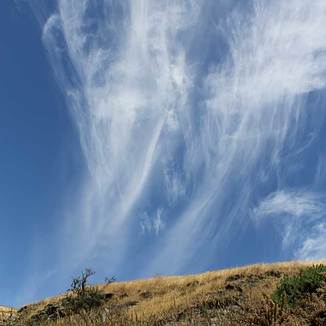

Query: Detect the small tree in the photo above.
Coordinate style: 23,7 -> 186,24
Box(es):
104,275 -> 116,286
63,268 -> 105,313
69,268 -> 95,295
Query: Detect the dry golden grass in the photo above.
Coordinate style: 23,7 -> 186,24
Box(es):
2,260 -> 326,325
101,261 -> 324,319
0,306 -> 16,325
0,307 -> 15,314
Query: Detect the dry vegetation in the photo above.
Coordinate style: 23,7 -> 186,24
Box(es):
1,261 -> 326,325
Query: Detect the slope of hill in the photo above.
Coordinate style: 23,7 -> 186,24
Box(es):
0,306 -> 16,323
1,261 -> 326,325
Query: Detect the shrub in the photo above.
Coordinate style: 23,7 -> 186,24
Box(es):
105,276 -> 116,286
62,268 -> 106,313
272,265 -> 326,307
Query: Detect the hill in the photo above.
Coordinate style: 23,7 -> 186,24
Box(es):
1,261 -> 326,325
0,306 -> 15,322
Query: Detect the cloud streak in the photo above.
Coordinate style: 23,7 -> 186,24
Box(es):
253,191 -> 326,220
31,0 -> 326,278
253,190 -> 326,261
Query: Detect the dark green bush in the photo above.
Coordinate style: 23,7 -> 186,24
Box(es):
62,286 -> 106,313
272,264 -> 326,307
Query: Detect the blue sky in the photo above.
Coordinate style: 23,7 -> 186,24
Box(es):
1,0 -> 326,307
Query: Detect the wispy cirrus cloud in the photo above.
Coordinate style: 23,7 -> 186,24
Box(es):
252,191 -> 326,220
296,223 -> 326,260
39,0 -> 202,272
28,0 -> 326,281
253,190 -> 326,260
148,0 -> 326,273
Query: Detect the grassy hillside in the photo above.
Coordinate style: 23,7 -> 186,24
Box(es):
1,261 -> 326,325
0,306 -> 15,324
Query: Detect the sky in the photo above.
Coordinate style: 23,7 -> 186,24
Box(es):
1,0 -> 326,307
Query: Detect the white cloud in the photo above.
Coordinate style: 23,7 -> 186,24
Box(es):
35,0 -> 326,276
40,0 -> 202,270
253,190 -> 326,260
253,191 -> 325,220
148,0 -> 326,273
140,209 -> 165,236
296,223 -> 326,260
